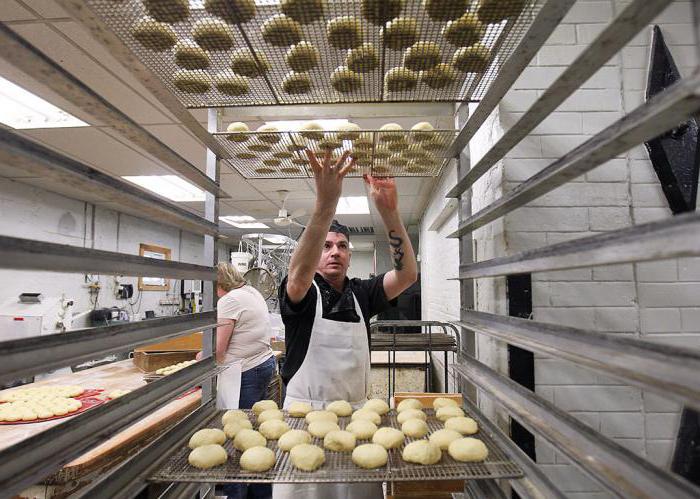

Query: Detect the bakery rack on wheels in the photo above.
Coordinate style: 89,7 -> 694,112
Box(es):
370,320 -> 460,401
0,0 -> 699,498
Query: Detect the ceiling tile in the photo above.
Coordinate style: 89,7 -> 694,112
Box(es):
18,0 -> 69,18
247,178 -> 312,193
219,176 -> 267,201
0,162 -> 39,179
1,1 -> 36,21
395,178 -> 426,197
143,124 -> 206,169
227,200 -> 278,217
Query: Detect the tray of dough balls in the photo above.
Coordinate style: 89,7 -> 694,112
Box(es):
213,121 -> 456,178
0,385 -> 106,424
150,396 -> 521,483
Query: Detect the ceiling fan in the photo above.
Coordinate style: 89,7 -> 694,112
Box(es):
258,190 -> 306,228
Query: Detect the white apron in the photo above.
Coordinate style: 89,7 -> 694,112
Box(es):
216,360 -> 242,410
273,282 -> 383,499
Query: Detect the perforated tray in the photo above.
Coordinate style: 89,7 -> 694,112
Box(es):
149,408 -> 522,483
84,0 -> 542,108
214,129 -> 455,178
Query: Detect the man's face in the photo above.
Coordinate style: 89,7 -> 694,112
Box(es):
317,231 -> 351,280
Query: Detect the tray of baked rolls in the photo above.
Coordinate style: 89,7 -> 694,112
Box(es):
149,397 -> 521,483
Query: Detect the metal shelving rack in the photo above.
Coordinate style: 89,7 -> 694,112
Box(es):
0,0 -> 698,497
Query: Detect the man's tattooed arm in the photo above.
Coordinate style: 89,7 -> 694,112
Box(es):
388,230 -> 404,271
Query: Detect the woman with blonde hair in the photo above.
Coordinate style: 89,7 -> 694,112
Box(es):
203,262 -> 274,499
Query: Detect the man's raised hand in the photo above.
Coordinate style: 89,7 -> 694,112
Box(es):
306,148 -> 356,210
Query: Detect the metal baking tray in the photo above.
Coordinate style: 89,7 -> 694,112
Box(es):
84,0 -> 542,108
149,408 -> 522,483
213,129 -> 456,178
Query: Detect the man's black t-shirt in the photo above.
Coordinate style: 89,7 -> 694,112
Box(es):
278,272 -> 391,384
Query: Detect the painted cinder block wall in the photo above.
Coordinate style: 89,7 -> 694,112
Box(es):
420,1 -> 699,496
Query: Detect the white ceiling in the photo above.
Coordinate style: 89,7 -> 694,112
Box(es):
0,0 -> 453,241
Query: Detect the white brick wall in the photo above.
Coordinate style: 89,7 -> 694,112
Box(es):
465,1 -> 699,496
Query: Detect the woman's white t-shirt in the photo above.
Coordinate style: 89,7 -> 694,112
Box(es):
217,285 -> 273,372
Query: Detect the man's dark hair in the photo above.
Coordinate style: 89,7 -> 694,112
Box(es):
329,219 -> 350,241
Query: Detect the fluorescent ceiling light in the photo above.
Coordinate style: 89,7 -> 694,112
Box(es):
336,196 -> 370,215
122,175 -> 205,202
0,76 -> 88,129
264,234 -> 288,244
220,215 -> 270,229
264,119 -> 348,131
349,242 -> 354,249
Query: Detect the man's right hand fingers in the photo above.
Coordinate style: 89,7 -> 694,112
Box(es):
339,155 -> 356,178
305,148 -> 321,175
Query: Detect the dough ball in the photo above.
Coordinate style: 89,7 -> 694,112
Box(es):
188,444 -> 228,469
433,397 -> 460,410
383,17 -> 418,50
403,146 -> 429,161
226,122 -> 250,142
402,440 -> 442,465
259,419 -> 291,439
421,63 -> 459,89
443,13 -> 486,48
448,437 -> 488,462
352,443 -> 388,469
281,0 -> 325,25
230,48 -> 270,78
286,42 -> 320,72
388,139 -> 408,152
131,17 -> 177,52
323,430 -> 356,452
290,444 -> 325,471
388,154 -> 408,167
406,164 -> 430,174
256,124 -> 281,144
428,428 -> 462,450
345,419 -> 378,440
234,428 -> 267,451
379,123 -> 404,143
273,150 -> 294,159
299,121 -> 325,141
305,410 -> 338,424
337,122 -> 361,140
331,66 -> 363,93
452,44 -> 491,73
288,402 -> 314,418
327,16 -> 362,50
175,40 -> 210,70
372,427 -> 404,449
401,418 -> 429,438
385,67 -> 418,92
292,157 -> 309,165
240,446 -> 276,472
436,406 -> 465,422
363,399 -> 390,415
248,140 -> 272,152
346,43 -> 379,73
308,420 -> 340,438
353,133 -> 374,150
361,0 -> 404,26
316,135 -> 341,150
263,159 -> 281,167
143,0 -> 189,23
397,398 -> 423,412
258,408 -> 284,423
281,167 -> 302,174
192,18 -> 234,51
351,409 -> 381,425
445,416 -> 478,435
397,408 -> 426,424
254,167 -> 276,174
373,146 -> 390,159
478,0 -> 527,24
214,72 -> 249,96
174,70 -> 211,94
422,0 -> 469,22
262,14 -> 303,47
205,0 -> 256,24
404,41 -> 441,71
107,389 -> 131,399
282,72 -> 312,94
224,418 -> 253,438
278,429 -> 312,451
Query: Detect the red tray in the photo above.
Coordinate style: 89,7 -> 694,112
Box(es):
0,397 -> 105,425
75,388 -> 104,400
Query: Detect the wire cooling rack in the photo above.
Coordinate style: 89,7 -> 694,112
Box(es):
85,0 -> 542,108
213,129 -> 456,178
149,408 -> 522,483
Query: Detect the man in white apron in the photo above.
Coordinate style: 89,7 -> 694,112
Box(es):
273,149 -> 418,499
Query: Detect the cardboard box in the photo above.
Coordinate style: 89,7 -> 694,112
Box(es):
132,332 -> 202,372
